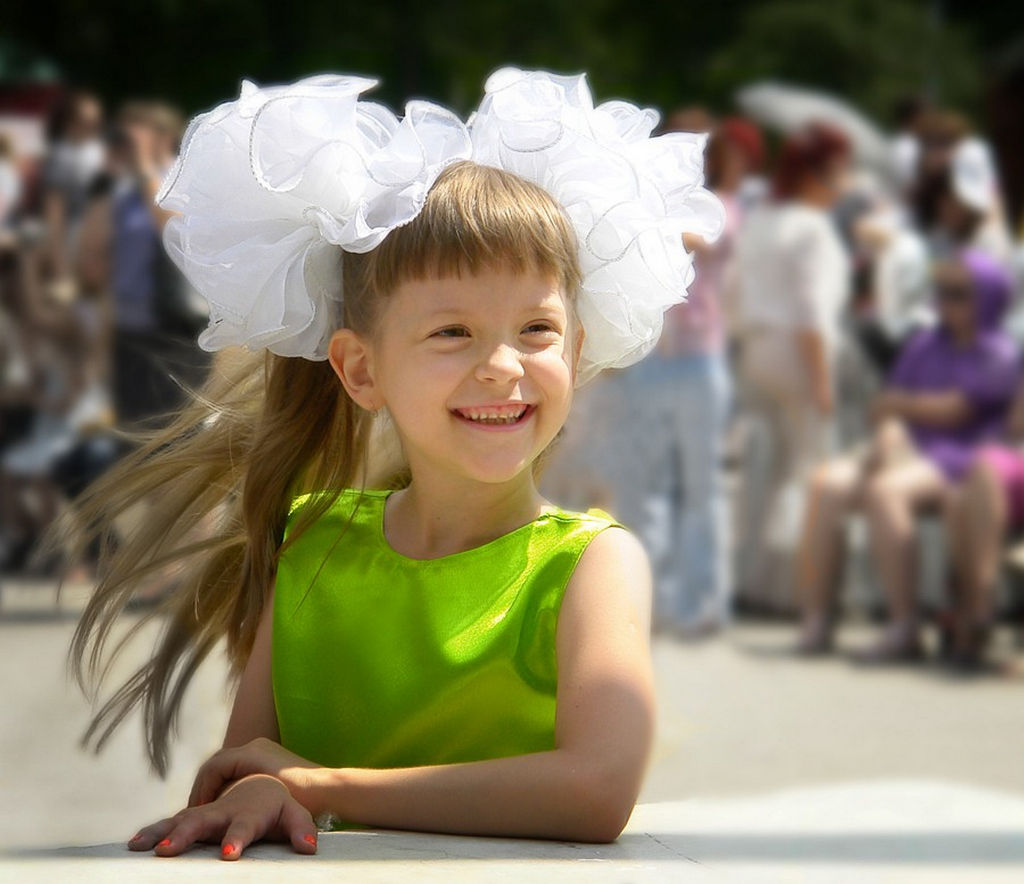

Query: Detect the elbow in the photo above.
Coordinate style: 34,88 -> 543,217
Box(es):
568,766 -> 643,844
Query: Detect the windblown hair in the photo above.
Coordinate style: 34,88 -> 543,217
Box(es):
44,159 -> 584,776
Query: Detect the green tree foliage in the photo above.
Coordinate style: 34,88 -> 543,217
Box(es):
1,0 -> 995,129
705,0 -> 981,124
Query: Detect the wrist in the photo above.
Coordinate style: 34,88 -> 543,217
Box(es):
299,766 -> 349,822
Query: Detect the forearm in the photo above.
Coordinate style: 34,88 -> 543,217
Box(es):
885,390 -> 971,427
299,748 -> 634,844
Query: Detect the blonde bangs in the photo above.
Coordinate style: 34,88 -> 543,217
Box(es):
360,160 -> 582,307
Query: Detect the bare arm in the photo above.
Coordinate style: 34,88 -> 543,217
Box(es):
874,389 -> 972,428
298,526 -> 657,843
222,586 -> 281,748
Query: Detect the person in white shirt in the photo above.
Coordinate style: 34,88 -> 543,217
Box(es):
733,122 -> 853,613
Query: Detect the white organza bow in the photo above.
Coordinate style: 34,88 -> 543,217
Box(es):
157,68 -> 725,383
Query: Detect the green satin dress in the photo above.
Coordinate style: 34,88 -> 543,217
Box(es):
271,487 -> 625,830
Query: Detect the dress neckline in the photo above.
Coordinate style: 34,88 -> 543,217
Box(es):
374,488 -> 562,565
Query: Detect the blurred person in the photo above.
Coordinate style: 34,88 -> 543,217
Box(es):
931,136 -> 1015,268
64,100 -> 210,591
910,109 -> 971,221
848,171 -> 932,375
0,133 -> 114,574
795,249 -> 1019,661
0,270 -> 113,573
909,109 -> 1014,267
38,88 -> 106,302
889,94 -> 930,195
0,133 -> 23,230
707,117 -> 765,337
942,376 -> 1024,671
732,122 -> 852,613
0,255 -> 36,459
591,112 -> 743,635
75,99 -> 211,429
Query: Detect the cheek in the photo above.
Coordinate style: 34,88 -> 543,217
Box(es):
529,348 -> 574,391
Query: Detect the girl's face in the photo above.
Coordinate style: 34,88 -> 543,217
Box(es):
345,265 -> 582,488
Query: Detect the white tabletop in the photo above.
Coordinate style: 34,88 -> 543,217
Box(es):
3,780 -> 1024,883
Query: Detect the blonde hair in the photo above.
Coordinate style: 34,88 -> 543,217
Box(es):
45,159 -> 583,776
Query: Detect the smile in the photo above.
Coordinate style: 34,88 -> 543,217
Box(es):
451,403 -> 535,427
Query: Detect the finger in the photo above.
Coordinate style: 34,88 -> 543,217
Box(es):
280,799 -> 318,855
220,817 -> 260,862
127,816 -> 178,851
154,808 -> 226,857
188,749 -> 237,807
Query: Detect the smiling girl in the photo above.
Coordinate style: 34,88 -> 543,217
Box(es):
46,68 -> 723,859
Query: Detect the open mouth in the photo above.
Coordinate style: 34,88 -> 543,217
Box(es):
451,403 -> 535,426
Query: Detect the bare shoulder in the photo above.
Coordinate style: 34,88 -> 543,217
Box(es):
558,524 -> 653,647
553,523 -> 657,796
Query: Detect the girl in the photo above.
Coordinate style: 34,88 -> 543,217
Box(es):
43,69 -> 722,859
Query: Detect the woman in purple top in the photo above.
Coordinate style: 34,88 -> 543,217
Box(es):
794,248 -> 1019,662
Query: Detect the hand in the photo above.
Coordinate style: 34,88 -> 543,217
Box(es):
188,736 -> 320,808
128,773 -> 317,860
862,417 -> 912,474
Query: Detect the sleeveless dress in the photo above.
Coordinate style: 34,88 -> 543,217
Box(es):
272,487 -> 625,829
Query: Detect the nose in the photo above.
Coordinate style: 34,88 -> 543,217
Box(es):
475,340 -> 525,384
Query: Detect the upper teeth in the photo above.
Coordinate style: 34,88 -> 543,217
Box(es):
458,406 -> 528,422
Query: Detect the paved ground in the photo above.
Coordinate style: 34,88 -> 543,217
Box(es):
1,576 -> 1023,879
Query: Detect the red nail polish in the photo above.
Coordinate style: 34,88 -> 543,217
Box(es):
158,839 -> 171,847
303,834 -> 316,846
222,844 -> 234,856
129,833 -> 141,842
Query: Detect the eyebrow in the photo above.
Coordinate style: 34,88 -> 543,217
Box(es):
422,302 -> 566,319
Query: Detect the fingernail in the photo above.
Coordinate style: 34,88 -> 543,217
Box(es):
222,844 -> 234,857
303,834 -> 316,846
158,838 -> 171,847
129,833 -> 142,843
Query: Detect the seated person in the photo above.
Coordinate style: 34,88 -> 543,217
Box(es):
944,377 -> 1024,670
794,248 -> 1019,662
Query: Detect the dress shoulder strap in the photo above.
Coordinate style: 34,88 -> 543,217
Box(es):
283,487 -> 386,544
583,505 -> 624,527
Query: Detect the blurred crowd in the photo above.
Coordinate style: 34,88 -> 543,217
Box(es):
541,94 -> 1024,673
2,82 -> 1024,672
0,88 -> 212,585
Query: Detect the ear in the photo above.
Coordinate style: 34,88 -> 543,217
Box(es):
328,328 -> 383,412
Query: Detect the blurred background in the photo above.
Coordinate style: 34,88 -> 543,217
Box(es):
2,0 -> 1024,864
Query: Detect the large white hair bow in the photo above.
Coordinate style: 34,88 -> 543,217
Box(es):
157,68 -> 725,384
